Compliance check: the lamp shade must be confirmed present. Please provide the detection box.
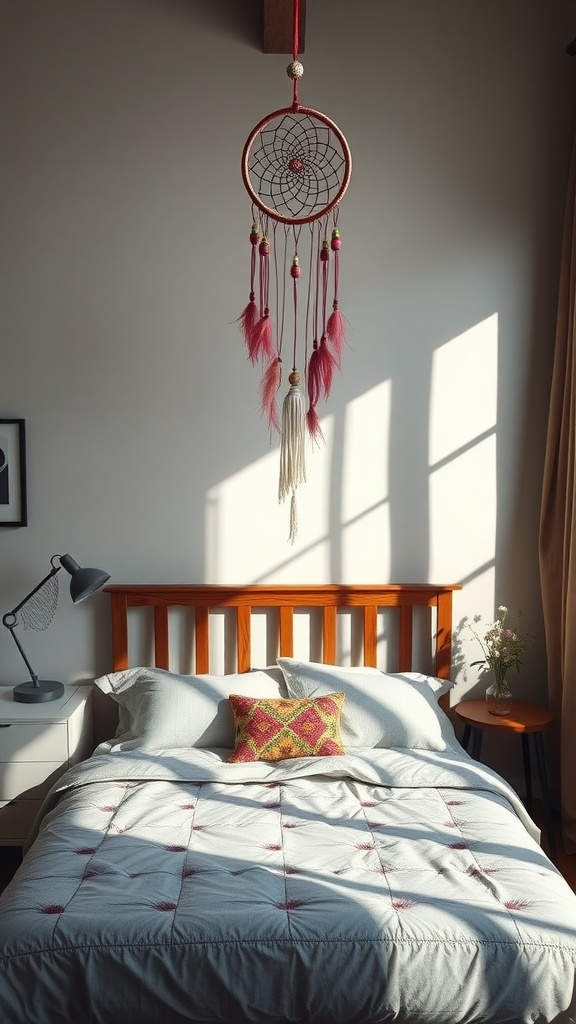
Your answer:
[59,554,110,603]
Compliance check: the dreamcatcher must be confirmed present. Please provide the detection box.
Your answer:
[239,0,352,542]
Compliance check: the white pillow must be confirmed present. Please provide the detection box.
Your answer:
[95,666,287,751]
[394,671,453,697]
[276,658,458,751]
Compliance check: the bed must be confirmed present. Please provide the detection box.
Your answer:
[1,582,575,1024]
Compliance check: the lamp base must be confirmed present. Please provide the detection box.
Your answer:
[13,680,65,703]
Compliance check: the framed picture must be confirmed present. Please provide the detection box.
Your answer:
[0,419,27,527]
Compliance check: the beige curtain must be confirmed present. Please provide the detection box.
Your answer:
[539,136,576,855]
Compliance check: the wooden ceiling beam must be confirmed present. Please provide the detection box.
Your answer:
[263,0,306,54]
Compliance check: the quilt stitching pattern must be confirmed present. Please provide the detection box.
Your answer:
[2,751,574,1024]
[35,782,135,930]
[27,781,545,934]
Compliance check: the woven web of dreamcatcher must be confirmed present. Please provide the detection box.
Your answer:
[247,112,348,222]
[19,575,59,630]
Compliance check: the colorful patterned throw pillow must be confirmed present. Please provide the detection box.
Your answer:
[228,692,346,762]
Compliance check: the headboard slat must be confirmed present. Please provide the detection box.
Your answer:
[154,606,169,669]
[363,606,377,666]
[279,606,294,657]
[110,592,129,671]
[195,606,210,674]
[322,607,337,664]
[237,606,251,673]
[436,591,453,680]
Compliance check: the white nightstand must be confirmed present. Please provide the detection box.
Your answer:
[0,685,93,846]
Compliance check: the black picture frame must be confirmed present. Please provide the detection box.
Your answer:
[0,419,27,527]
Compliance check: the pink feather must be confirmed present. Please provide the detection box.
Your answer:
[250,311,275,364]
[238,295,258,354]
[306,346,325,443]
[318,335,337,400]
[326,304,345,367]
[306,405,324,444]
[260,357,281,433]
[307,345,322,408]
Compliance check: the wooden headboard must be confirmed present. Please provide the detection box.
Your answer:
[103,584,461,708]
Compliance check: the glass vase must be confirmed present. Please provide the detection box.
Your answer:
[485,679,512,716]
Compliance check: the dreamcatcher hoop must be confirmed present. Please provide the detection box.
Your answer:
[241,105,352,226]
[238,0,351,543]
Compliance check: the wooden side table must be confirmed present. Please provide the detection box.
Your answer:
[454,699,555,859]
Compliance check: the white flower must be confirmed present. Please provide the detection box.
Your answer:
[468,606,532,687]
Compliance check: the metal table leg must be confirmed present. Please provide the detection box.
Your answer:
[461,724,471,751]
[532,731,556,860]
[521,733,532,813]
[471,727,483,761]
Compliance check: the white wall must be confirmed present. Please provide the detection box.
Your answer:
[1,0,575,774]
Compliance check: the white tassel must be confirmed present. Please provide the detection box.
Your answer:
[278,371,306,543]
[289,493,298,544]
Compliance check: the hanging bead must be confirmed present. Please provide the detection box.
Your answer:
[286,60,304,79]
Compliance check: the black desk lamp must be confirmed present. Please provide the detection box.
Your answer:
[2,553,110,703]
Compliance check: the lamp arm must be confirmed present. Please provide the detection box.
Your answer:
[1,558,63,689]
[2,619,39,686]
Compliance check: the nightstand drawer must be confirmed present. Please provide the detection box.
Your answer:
[0,723,68,762]
[0,761,65,801]
[0,687,93,847]
[0,799,43,844]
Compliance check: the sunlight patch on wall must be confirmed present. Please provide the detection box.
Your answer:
[205,418,335,583]
[342,379,391,581]
[429,314,498,584]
